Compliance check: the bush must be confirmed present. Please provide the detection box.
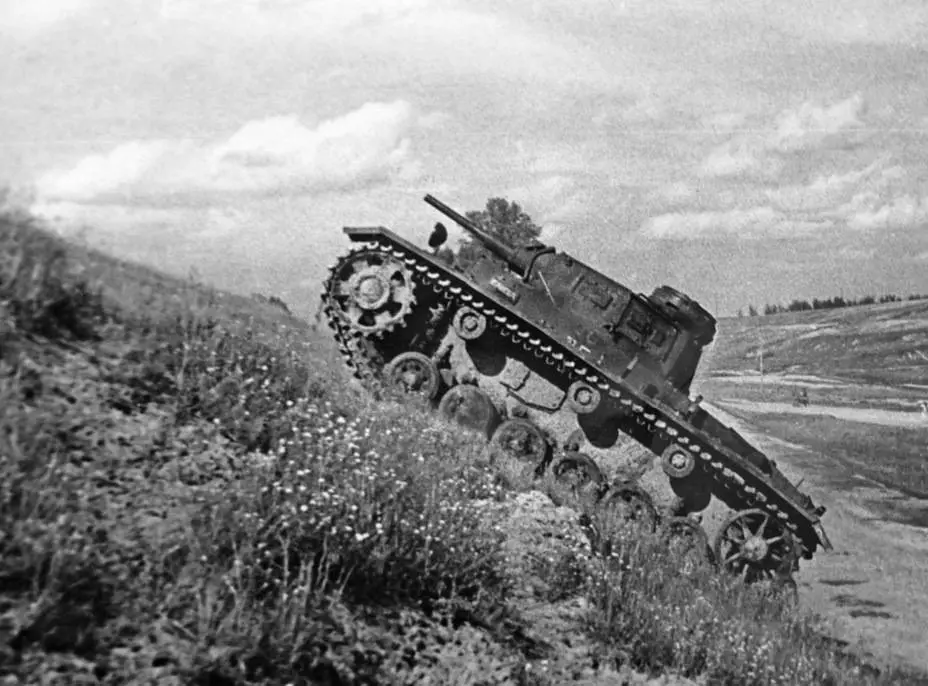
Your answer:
[0,216,103,341]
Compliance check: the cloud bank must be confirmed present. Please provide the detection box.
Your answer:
[700,94,866,179]
[35,100,428,206]
[644,93,928,241]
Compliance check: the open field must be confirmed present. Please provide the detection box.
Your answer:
[4,212,928,684]
[699,302,928,389]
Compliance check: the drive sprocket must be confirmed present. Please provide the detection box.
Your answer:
[326,248,417,336]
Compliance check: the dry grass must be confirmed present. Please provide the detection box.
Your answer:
[2,211,927,685]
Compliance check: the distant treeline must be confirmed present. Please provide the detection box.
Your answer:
[739,292,928,317]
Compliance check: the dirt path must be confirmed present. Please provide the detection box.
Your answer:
[703,402,928,674]
[715,398,928,428]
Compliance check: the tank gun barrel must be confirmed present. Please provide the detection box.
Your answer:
[423,194,553,279]
[423,194,519,263]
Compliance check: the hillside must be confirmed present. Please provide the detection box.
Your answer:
[3,212,927,685]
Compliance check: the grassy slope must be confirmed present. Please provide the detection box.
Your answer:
[2,213,927,685]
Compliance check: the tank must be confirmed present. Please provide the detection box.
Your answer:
[320,194,832,584]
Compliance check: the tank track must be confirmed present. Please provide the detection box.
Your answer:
[321,238,824,558]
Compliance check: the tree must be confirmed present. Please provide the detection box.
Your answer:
[748,305,758,317]
[455,197,542,270]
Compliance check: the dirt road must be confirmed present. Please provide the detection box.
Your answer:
[704,402,928,673]
[715,398,928,428]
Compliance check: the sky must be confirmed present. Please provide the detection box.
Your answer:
[1,0,927,318]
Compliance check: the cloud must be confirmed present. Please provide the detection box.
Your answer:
[651,181,697,207]
[700,138,782,179]
[765,156,893,212]
[641,206,833,240]
[35,100,428,205]
[0,0,92,35]
[700,94,866,179]
[770,94,866,153]
[840,193,928,231]
[504,174,591,229]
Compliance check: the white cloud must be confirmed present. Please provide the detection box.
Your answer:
[504,174,590,227]
[641,206,832,240]
[35,100,428,205]
[700,94,865,179]
[765,156,891,212]
[770,93,865,153]
[841,194,928,231]
[652,181,697,207]
[700,138,780,179]
[0,0,93,35]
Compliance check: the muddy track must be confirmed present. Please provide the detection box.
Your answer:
[319,236,827,562]
[705,401,928,674]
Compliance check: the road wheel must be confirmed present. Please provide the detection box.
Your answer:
[383,352,440,400]
[489,418,550,472]
[438,384,500,438]
[713,508,797,584]
[551,450,603,487]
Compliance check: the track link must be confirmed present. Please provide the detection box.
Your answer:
[321,239,826,558]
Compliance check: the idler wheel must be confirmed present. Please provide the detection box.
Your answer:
[550,451,604,492]
[713,508,798,584]
[566,380,601,415]
[489,418,550,471]
[328,249,416,336]
[438,384,499,438]
[661,445,696,479]
[383,352,440,400]
[452,306,487,340]
[659,516,716,571]
[598,483,659,535]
